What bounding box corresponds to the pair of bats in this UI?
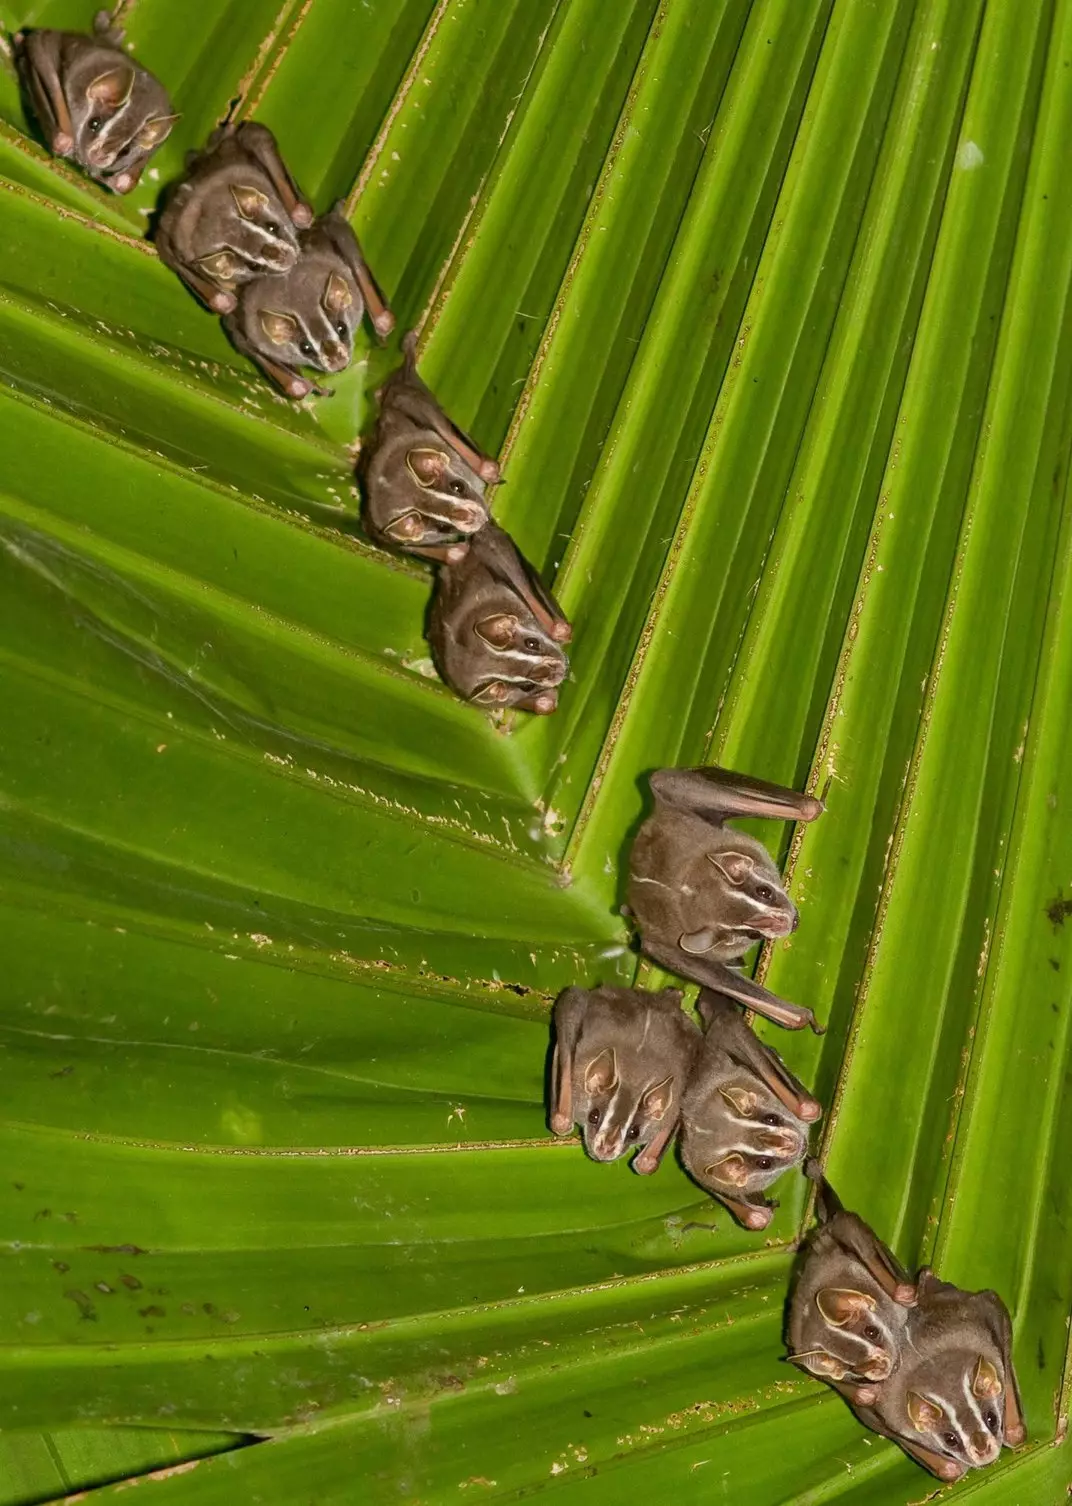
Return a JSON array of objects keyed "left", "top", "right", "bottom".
[
  {"left": 361, "top": 337, "right": 572, "bottom": 713},
  {"left": 16, "top": 19, "right": 394, "bottom": 400},
  {"left": 788, "top": 1164, "right": 1024, "bottom": 1481},
  {"left": 549, "top": 985, "right": 819, "bottom": 1228}
]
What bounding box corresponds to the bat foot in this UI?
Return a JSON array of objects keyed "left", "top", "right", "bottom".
[
  {"left": 372, "top": 309, "right": 396, "bottom": 339},
  {"left": 894, "top": 1281, "right": 917, "bottom": 1306},
  {"left": 851, "top": 1385, "right": 879, "bottom": 1406},
  {"left": 210, "top": 291, "right": 237, "bottom": 314},
  {"left": 549, "top": 620, "right": 572, "bottom": 643},
  {"left": 798, "top": 1098, "right": 822, "bottom": 1122},
  {"left": 477, "top": 457, "right": 501, "bottom": 484},
  {"left": 291, "top": 202, "right": 314, "bottom": 228},
  {"left": 742, "top": 1206, "right": 773, "bottom": 1231},
  {"left": 443, "top": 543, "right": 469, "bottom": 564},
  {"left": 110, "top": 171, "right": 136, "bottom": 194},
  {"left": 527, "top": 693, "right": 558, "bottom": 715},
  {"left": 1005, "top": 1423, "right": 1026, "bottom": 1447},
  {"left": 936, "top": 1460, "right": 964, "bottom": 1482},
  {"left": 287, "top": 378, "right": 313, "bottom": 399},
  {"left": 549, "top": 1114, "right": 572, "bottom": 1137},
  {"left": 52, "top": 131, "right": 75, "bottom": 157}
]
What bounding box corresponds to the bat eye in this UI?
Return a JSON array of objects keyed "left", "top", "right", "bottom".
[
  {"left": 335, "top": 320, "right": 348, "bottom": 338},
  {"left": 755, "top": 1156, "right": 773, "bottom": 1171},
  {"left": 447, "top": 479, "right": 467, "bottom": 497},
  {"left": 943, "top": 1432, "right": 960, "bottom": 1450},
  {"left": 87, "top": 116, "right": 103, "bottom": 134},
  {"left": 761, "top": 1112, "right": 780, "bottom": 1126},
  {"left": 586, "top": 1108, "right": 600, "bottom": 1127},
  {"left": 265, "top": 221, "right": 280, "bottom": 236},
  {"left": 523, "top": 637, "right": 541, "bottom": 652},
  {"left": 626, "top": 1124, "right": 641, "bottom": 1141},
  {"left": 862, "top": 1325, "right": 881, "bottom": 1342},
  {"left": 754, "top": 883, "right": 775, "bottom": 902},
  {"left": 985, "top": 1410, "right": 1000, "bottom": 1434},
  {"left": 299, "top": 339, "right": 315, "bottom": 357}
]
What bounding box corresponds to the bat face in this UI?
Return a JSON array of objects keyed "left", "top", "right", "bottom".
[
  {"left": 549, "top": 985, "right": 701, "bottom": 1174},
  {"left": 362, "top": 343, "right": 492, "bottom": 557},
  {"left": 156, "top": 125, "right": 308, "bottom": 312},
  {"left": 897, "top": 1349, "right": 1006, "bottom": 1474},
  {"left": 428, "top": 523, "right": 571, "bottom": 713},
  {"left": 630, "top": 818, "right": 798, "bottom": 973},
  {"left": 18, "top": 20, "right": 176, "bottom": 192}
]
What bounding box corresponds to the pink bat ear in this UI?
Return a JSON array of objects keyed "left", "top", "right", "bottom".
[
  {"left": 137, "top": 113, "right": 179, "bottom": 149},
  {"left": 706, "top": 850, "right": 755, "bottom": 885},
  {"left": 972, "top": 1357, "right": 1003, "bottom": 1399},
  {"left": 704, "top": 1152, "right": 748, "bottom": 1188},
  {"left": 406, "top": 447, "right": 448, "bottom": 488},
  {"left": 719, "top": 1084, "right": 758, "bottom": 1116},
  {"left": 85, "top": 65, "right": 134, "bottom": 109},
  {"left": 583, "top": 1048, "right": 617, "bottom": 1096},
  {"left": 640, "top": 1075, "right": 674, "bottom": 1122},
  {"left": 906, "top": 1391, "right": 944, "bottom": 1432}
]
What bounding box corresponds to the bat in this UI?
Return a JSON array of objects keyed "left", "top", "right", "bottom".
[
  {"left": 15, "top": 10, "right": 177, "bottom": 192},
  {"left": 361, "top": 331, "right": 498, "bottom": 562},
  {"left": 853, "top": 1266, "right": 1025, "bottom": 1481},
  {"left": 786, "top": 1160, "right": 916, "bottom": 1400},
  {"left": 549, "top": 984, "right": 701, "bottom": 1174},
  {"left": 155, "top": 121, "right": 312, "bottom": 313},
  {"left": 678, "top": 991, "right": 822, "bottom": 1229},
  {"left": 222, "top": 204, "right": 394, "bottom": 398},
  {"left": 427, "top": 521, "right": 571, "bottom": 713},
  {"left": 627, "top": 765, "right": 826, "bottom": 1032}
]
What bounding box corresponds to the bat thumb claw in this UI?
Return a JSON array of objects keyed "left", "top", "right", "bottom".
[{"left": 809, "top": 1015, "right": 827, "bottom": 1036}]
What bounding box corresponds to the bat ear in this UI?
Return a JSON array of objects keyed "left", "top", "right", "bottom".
[
  {"left": 972, "top": 1356, "right": 1003, "bottom": 1399},
  {"left": 475, "top": 615, "right": 517, "bottom": 651},
  {"left": 719, "top": 1084, "right": 758, "bottom": 1116},
  {"left": 406, "top": 447, "right": 448, "bottom": 488},
  {"left": 259, "top": 311, "right": 299, "bottom": 346},
  {"left": 584, "top": 1048, "right": 617, "bottom": 1096},
  {"left": 86, "top": 65, "right": 134, "bottom": 108},
  {"left": 641, "top": 1075, "right": 674, "bottom": 1122},
  {"left": 137, "top": 113, "right": 179, "bottom": 149},
  {"left": 704, "top": 1152, "right": 747, "bottom": 1187},
  {"left": 816, "top": 1288, "right": 878, "bottom": 1327},
  {"left": 231, "top": 183, "right": 271, "bottom": 219},
  {"left": 706, "top": 850, "right": 755, "bottom": 885},
  {"left": 906, "top": 1392, "right": 945, "bottom": 1432},
  {"left": 323, "top": 271, "right": 354, "bottom": 315},
  {"left": 198, "top": 251, "right": 237, "bottom": 279}
]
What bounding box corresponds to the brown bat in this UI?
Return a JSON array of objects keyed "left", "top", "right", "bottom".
[
  {"left": 361, "top": 331, "right": 498, "bottom": 562},
  {"left": 627, "top": 765, "right": 826, "bottom": 1032},
  {"left": 549, "top": 984, "right": 701, "bottom": 1174},
  {"left": 853, "top": 1267, "right": 1025, "bottom": 1481},
  {"left": 678, "top": 992, "right": 822, "bottom": 1229},
  {"left": 155, "top": 122, "right": 312, "bottom": 314},
  {"left": 427, "top": 522, "right": 571, "bottom": 713},
  {"left": 786, "top": 1160, "right": 917, "bottom": 1399},
  {"left": 15, "top": 10, "right": 177, "bottom": 193},
  {"left": 222, "top": 204, "right": 394, "bottom": 398}
]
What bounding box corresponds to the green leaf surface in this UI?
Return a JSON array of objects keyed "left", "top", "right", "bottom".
[{"left": 0, "top": 0, "right": 1070, "bottom": 1501}]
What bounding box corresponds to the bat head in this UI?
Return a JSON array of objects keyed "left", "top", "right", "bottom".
[
  {"left": 577, "top": 1044, "right": 677, "bottom": 1166},
  {"left": 899, "top": 1348, "right": 1008, "bottom": 1478},
  {"left": 376, "top": 445, "right": 491, "bottom": 553},
  {"left": 214, "top": 180, "right": 302, "bottom": 276},
  {"left": 679, "top": 1073, "right": 809, "bottom": 1225},
  {"left": 691, "top": 834, "right": 799, "bottom": 951},
  {"left": 249, "top": 258, "right": 362, "bottom": 377},
  {"left": 75, "top": 60, "right": 176, "bottom": 191},
  {"left": 430, "top": 525, "right": 571, "bottom": 714},
  {"left": 793, "top": 1285, "right": 906, "bottom": 1385}
]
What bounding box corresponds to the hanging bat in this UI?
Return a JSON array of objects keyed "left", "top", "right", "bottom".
[
  {"left": 786, "top": 1160, "right": 917, "bottom": 1400},
  {"left": 155, "top": 122, "right": 312, "bottom": 314},
  {"left": 627, "top": 765, "right": 826, "bottom": 1032},
  {"left": 223, "top": 204, "right": 394, "bottom": 398},
  {"left": 360, "top": 331, "right": 498, "bottom": 562},
  {"left": 549, "top": 984, "right": 701, "bottom": 1174},
  {"left": 678, "top": 991, "right": 822, "bottom": 1229},
  {"left": 853, "top": 1267, "right": 1025, "bottom": 1481},
  {"left": 15, "top": 11, "right": 177, "bottom": 193},
  {"left": 427, "top": 521, "right": 571, "bottom": 713}
]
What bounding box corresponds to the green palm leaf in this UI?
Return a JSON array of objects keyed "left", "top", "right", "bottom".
[{"left": 0, "top": 0, "right": 1069, "bottom": 1500}]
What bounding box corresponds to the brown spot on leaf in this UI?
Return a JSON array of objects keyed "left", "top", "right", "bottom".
[
  {"left": 138, "top": 1305, "right": 165, "bottom": 1319},
  {"left": 1046, "top": 895, "right": 1072, "bottom": 927}
]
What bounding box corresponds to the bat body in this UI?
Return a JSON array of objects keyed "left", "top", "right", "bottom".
[
  {"left": 787, "top": 1161, "right": 916, "bottom": 1398},
  {"left": 16, "top": 11, "right": 177, "bottom": 192},
  {"left": 549, "top": 985, "right": 701, "bottom": 1174},
  {"left": 361, "top": 332, "right": 497, "bottom": 561},
  {"left": 853, "top": 1268, "right": 1024, "bottom": 1481},
  {"left": 223, "top": 205, "right": 394, "bottom": 398},
  {"left": 628, "top": 766, "right": 825, "bottom": 1031},
  {"left": 428, "top": 522, "right": 571, "bottom": 713},
  {"left": 155, "top": 123, "right": 312, "bottom": 313},
  {"left": 679, "top": 992, "right": 821, "bottom": 1229}
]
